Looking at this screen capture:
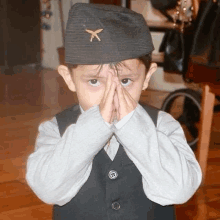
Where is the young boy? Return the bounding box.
[26,3,202,220]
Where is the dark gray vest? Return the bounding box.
[53,105,175,220]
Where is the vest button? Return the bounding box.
[112,201,120,210]
[108,170,118,180]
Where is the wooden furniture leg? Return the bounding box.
[197,84,215,181]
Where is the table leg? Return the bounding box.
[197,84,215,181]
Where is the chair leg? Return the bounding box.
[197,84,215,182]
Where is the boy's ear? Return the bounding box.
[58,65,76,92]
[142,63,157,90]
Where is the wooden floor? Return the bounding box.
[0,67,220,219]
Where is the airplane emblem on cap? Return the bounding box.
[85,29,103,42]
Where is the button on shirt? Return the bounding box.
[112,201,120,210]
[108,170,118,179]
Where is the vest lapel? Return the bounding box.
[95,148,113,175]
[101,143,134,172]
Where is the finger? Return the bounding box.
[105,80,116,108]
[113,91,119,121]
[117,108,120,121]
[101,80,116,123]
[113,109,118,122]
[110,101,117,123]
[114,74,120,86]
[103,72,113,101]
[113,91,119,111]
[122,87,132,105]
[117,82,127,106]
[123,87,137,108]
[116,83,127,121]
[109,109,115,124]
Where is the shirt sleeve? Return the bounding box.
[26,105,113,206]
[113,103,202,206]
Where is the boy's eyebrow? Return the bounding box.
[81,73,105,78]
[82,73,139,78]
[81,67,140,78]
[118,73,139,77]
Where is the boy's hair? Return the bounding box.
[66,53,152,77]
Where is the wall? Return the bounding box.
[131,0,186,91]
[41,0,186,91]
[40,0,89,69]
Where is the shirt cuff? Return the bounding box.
[80,104,113,128]
[114,110,135,130]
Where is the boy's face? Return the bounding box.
[58,59,156,111]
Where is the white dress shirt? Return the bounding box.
[26,104,202,206]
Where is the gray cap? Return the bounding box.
[65,3,154,65]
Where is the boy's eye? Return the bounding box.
[121,78,132,87]
[89,79,100,87]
